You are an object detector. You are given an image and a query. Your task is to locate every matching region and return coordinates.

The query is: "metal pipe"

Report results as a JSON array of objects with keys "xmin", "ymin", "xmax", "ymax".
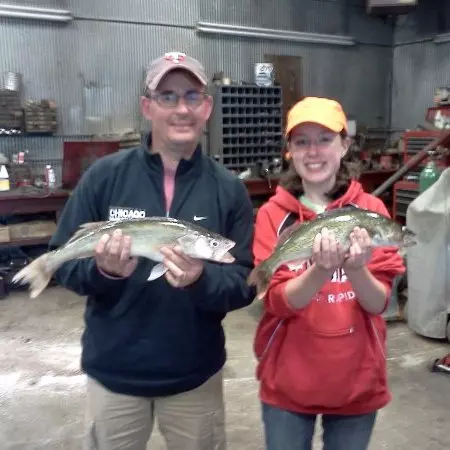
[
  {"xmin": 434, "ymin": 32, "xmax": 450, "ymax": 44},
  {"xmin": 371, "ymin": 131, "xmax": 450, "ymax": 197},
  {"xmin": 0, "ymin": 3, "xmax": 72, "ymax": 22},
  {"xmin": 197, "ymin": 25, "xmax": 354, "ymax": 46},
  {"xmin": 0, "ymin": 3, "xmax": 72, "ymax": 16},
  {"xmin": 197, "ymin": 22, "xmax": 354, "ymax": 45},
  {"xmin": 0, "ymin": 9, "xmax": 72, "ymax": 22},
  {"xmin": 196, "ymin": 21, "xmax": 355, "ymax": 46}
]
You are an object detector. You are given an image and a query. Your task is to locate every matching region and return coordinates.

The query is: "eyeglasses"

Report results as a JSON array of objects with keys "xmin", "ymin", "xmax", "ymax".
[{"xmin": 147, "ymin": 90, "xmax": 209, "ymax": 109}]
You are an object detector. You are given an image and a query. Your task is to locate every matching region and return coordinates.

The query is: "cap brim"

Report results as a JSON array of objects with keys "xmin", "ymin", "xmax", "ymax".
[
  {"xmin": 286, "ymin": 118, "xmax": 345, "ymax": 136},
  {"xmin": 148, "ymin": 64, "xmax": 207, "ymax": 90}
]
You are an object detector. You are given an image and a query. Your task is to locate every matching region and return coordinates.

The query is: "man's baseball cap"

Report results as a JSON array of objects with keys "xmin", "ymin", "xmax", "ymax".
[
  {"xmin": 285, "ymin": 96, "xmax": 348, "ymax": 137},
  {"xmin": 144, "ymin": 51, "xmax": 208, "ymax": 91}
]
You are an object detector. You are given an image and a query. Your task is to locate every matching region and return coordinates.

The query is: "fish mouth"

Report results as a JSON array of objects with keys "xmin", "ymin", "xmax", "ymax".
[
  {"xmin": 219, "ymin": 251, "xmax": 235, "ymax": 263},
  {"xmin": 215, "ymin": 241, "xmax": 236, "ymax": 263},
  {"xmin": 401, "ymin": 226, "xmax": 417, "ymax": 247}
]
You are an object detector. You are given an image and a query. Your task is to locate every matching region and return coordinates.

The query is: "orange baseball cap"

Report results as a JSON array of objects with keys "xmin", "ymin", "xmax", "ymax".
[{"xmin": 285, "ymin": 96, "xmax": 348, "ymax": 137}]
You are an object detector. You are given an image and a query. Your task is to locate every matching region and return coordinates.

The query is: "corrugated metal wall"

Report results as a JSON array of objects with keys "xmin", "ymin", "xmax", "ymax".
[
  {"xmin": 392, "ymin": 42, "xmax": 450, "ymax": 130},
  {"xmin": 391, "ymin": 0, "xmax": 450, "ymax": 130},
  {"xmin": 0, "ymin": 0, "xmax": 394, "ymax": 179}
]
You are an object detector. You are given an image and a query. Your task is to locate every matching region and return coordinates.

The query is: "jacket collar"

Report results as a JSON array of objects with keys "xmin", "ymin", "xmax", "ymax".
[{"xmin": 138, "ymin": 133, "xmax": 204, "ymax": 177}]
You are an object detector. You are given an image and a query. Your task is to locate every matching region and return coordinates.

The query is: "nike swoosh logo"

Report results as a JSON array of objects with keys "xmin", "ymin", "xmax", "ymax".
[{"xmin": 193, "ymin": 216, "xmax": 207, "ymax": 221}]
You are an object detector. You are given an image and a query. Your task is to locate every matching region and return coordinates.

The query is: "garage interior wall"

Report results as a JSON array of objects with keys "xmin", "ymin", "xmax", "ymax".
[
  {"xmin": 1, "ymin": 0, "xmax": 435, "ymax": 171},
  {"xmin": 391, "ymin": 0, "xmax": 450, "ymax": 130}
]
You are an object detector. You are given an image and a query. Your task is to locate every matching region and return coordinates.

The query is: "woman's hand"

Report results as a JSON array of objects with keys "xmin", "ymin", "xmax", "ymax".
[
  {"xmin": 343, "ymin": 227, "xmax": 373, "ymax": 271},
  {"xmin": 312, "ymin": 227, "xmax": 346, "ymax": 272},
  {"xmin": 285, "ymin": 227, "xmax": 345, "ymax": 309}
]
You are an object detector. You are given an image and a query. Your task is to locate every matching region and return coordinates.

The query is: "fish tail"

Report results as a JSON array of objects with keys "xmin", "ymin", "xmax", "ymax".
[
  {"xmin": 12, "ymin": 252, "xmax": 55, "ymax": 299},
  {"xmin": 247, "ymin": 260, "xmax": 273, "ymax": 300}
]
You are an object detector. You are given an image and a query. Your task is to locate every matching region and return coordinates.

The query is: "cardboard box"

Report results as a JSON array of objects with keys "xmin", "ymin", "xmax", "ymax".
[
  {"xmin": 0, "ymin": 226, "xmax": 10, "ymax": 243},
  {"xmin": 9, "ymin": 221, "xmax": 56, "ymax": 241}
]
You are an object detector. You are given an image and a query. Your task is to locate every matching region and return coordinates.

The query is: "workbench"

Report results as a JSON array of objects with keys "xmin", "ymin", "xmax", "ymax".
[
  {"xmin": 0, "ymin": 188, "xmax": 70, "ymax": 247},
  {"xmin": 0, "ymin": 169, "xmax": 396, "ymax": 249}
]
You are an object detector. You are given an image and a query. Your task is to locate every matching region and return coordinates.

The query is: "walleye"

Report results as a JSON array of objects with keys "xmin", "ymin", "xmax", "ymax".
[
  {"xmin": 248, "ymin": 205, "xmax": 416, "ymax": 299},
  {"xmin": 12, "ymin": 216, "xmax": 236, "ymax": 299}
]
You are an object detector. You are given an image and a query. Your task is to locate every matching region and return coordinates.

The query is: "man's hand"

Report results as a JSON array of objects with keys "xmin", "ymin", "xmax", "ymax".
[
  {"xmin": 160, "ymin": 245, "xmax": 204, "ymax": 288},
  {"xmin": 95, "ymin": 229, "xmax": 138, "ymax": 278},
  {"xmin": 343, "ymin": 227, "xmax": 373, "ymax": 272}
]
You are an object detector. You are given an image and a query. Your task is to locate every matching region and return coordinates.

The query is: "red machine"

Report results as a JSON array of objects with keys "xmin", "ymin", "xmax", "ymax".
[
  {"xmin": 401, "ymin": 130, "xmax": 450, "ymax": 169},
  {"xmin": 392, "ymin": 129, "xmax": 450, "ymax": 223},
  {"xmin": 62, "ymin": 140, "xmax": 120, "ymax": 189},
  {"xmin": 392, "ymin": 180, "xmax": 419, "ymax": 224}
]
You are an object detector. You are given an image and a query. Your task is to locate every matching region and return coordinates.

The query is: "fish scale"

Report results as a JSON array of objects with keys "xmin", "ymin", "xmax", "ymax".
[
  {"xmin": 12, "ymin": 216, "xmax": 236, "ymax": 299},
  {"xmin": 247, "ymin": 205, "xmax": 417, "ymax": 299}
]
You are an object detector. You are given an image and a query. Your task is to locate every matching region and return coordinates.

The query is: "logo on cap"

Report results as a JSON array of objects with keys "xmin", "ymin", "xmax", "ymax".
[{"xmin": 164, "ymin": 51, "xmax": 186, "ymax": 65}]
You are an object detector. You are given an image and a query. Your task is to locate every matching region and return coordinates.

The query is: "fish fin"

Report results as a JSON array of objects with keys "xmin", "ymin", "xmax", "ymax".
[
  {"xmin": 247, "ymin": 260, "xmax": 272, "ymax": 300},
  {"xmin": 313, "ymin": 204, "xmax": 360, "ymax": 221},
  {"xmin": 398, "ymin": 246, "xmax": 409, "ymax": 259},
  {"xmin": 74, "ymin": 251, "xmax": 95, "ymax": 260},
  {"xmin": 11, "ymin": 252, "xmax": 55, "ymax": 299},
  {"xmin": 66, "ymin": 221, "xmax": 107, "ymax": 245},
  {"xmin": 277, "ymin": 221, "xmax": 305, "ymax": 246},
  {"xmin": 79, "ymin": 221, "xmax": 107, "ymax": 230},
  {"xmin": 343, "ymin": 203, "xmax": 360, "ymax": 209},
  {"xmin": 147, "ymin": 263, "xmax": 168, "ymax": 281},
  {"xmin": 285, "ymin": 258, "xmax": 310, "ymax": 270}
]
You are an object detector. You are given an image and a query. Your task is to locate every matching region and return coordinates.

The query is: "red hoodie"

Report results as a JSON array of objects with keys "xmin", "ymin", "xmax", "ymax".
[{"xmin": 252, "ymin": 180, "xmax": 405, "ymax": 416}]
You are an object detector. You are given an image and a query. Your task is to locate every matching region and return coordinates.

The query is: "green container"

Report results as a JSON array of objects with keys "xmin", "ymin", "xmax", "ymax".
[{"xmin": 419, "ymin": 159, "xmax": 441, "ymax": 194}]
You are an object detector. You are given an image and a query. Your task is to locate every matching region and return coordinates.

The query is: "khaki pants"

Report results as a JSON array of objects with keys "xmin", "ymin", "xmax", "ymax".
[{"xmin": 84, "ymin": 370, "xmax": 226, "ymax": 450}]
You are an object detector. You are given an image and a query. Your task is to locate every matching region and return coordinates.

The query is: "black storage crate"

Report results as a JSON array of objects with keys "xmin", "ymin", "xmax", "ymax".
[{"xmin": 208, "ymin": 84, "xmax": 283, "ymax": 172}]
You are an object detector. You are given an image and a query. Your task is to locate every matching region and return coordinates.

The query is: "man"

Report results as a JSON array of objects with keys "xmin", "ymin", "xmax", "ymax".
[{"xmin": 49, "ymin": 51, "xmax": 255, "ymax": 450}]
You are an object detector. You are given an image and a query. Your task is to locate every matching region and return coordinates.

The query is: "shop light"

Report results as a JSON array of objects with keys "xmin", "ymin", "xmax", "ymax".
[
  {"xmin": 434, "ymin": 33, "xmax": 450, "ymax": 44},
  {"xmin": 196, "ymin": 21, "xmax": 355, "ymax": 47}
]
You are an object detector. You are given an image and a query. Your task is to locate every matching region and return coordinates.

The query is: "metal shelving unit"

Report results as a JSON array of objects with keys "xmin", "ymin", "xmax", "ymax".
[{"xmin": 208, "ymin": 84, "xmax": 283, "ymax": 172}]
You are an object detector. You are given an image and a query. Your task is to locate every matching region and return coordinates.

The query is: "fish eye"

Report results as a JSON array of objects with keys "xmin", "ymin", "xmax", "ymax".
[{"xmin": 211, "ymin": 239, "xmax": 219, "ymax": 247}]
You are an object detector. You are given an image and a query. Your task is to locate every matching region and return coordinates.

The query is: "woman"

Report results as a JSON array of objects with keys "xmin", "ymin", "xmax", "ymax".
[{"xmin": 252, "ymin": 96, "xmax": 405, "ymax": 450}]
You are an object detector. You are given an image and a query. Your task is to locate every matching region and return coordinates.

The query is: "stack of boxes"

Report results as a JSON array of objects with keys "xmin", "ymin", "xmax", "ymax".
[
  {"xmin": 24, "ymin": 100, "xmax": 58, "ymax": 134},
  {"xmin": 0, "ymin": 89, "xmax": 23, "ymax": 134}
]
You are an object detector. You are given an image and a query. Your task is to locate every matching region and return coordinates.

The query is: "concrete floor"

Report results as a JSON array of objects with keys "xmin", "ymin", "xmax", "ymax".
[{"xmin": 0, "ymin": 287, "xmax": 449, "ymax": 450}]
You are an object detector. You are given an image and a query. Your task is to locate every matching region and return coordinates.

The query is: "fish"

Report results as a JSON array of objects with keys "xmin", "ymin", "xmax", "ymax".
[
  {"xmin": 12, "ymin": 216, "xmax": 236, "ymax": 299},
  {"xmin": 247, "ymin": 205, "xmax": 417, "ymax": 300}
]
